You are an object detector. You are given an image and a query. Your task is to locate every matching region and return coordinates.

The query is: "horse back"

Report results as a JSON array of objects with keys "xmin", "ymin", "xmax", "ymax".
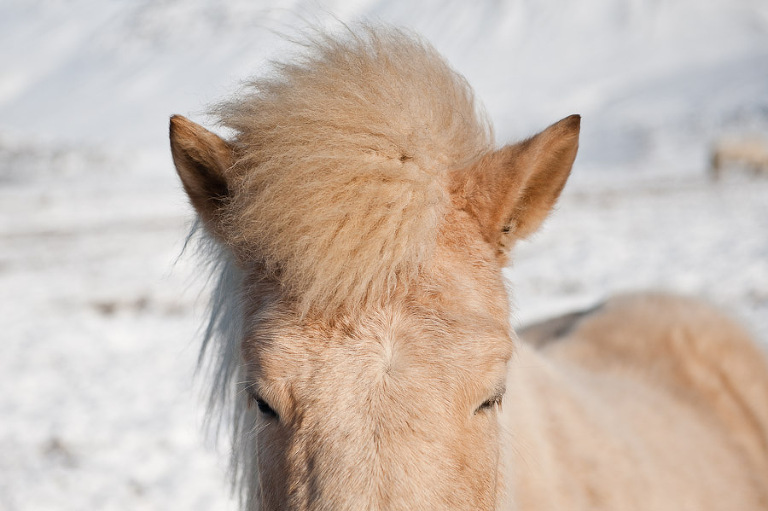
[{"xmin": 520, "ymin": 292, "xmax": 768, "ymax": 487}]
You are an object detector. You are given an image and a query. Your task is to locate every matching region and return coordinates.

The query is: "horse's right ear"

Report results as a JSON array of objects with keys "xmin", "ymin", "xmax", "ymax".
[
  {"xmin": 451, "ymin": 115, "xmax": 580, "ymax": 264},
  {"xmin": 169, "ymin": 115, "xmax": 233, "ymax": 236}
]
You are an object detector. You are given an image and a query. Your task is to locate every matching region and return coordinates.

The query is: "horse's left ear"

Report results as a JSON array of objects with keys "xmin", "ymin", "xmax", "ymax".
[
  {"xmin": 452, "ymin": 114, "xmax": 580, "ymax": 263},
  {"xmin": 169, "ymin": 115, "xmax": 234, "ymax": 238}
]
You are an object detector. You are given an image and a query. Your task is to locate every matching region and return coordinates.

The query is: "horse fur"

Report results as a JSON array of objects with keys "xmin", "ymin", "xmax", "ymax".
[{"xmin": 170, "ymin": 24, "xmax": 768, "ymax": 511}]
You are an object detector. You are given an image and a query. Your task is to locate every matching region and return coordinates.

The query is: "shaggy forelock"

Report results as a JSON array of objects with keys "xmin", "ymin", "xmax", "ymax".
[{"xmin": 214, "ymin": 25, "xmax": 493, "ymax": 315}]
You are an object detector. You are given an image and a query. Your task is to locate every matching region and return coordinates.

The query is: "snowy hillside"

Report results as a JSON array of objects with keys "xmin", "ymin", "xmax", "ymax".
[
  {"xmin": 2, "ymin": 0, "xmax": 768, "ymax": 167},
  {"xmin": 2, "ymin": 1, "xmax": 768, "ymax": 510}
]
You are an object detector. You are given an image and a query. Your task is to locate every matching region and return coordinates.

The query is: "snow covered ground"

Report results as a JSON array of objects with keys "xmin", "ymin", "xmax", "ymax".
[{"xmin": 2, "ymin": 1, "xmax": 767, "ymax": 510}]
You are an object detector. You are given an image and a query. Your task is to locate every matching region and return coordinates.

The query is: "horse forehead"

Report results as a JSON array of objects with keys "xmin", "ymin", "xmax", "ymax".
[{"xmin": 246, "ymin": 304, "xmax": 513, "ymax": 383}]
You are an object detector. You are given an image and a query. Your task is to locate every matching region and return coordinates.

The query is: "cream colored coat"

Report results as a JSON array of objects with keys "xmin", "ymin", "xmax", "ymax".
[
  {"xmin": 169, "ymin": 25, "xmax": 768, "ymax": 511},
  {"xmin": 510, "ymin": 293, "xmax": 768, "ymax": 510}
]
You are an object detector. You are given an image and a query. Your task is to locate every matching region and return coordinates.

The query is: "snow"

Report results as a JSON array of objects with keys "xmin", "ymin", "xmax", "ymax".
[{"xmin": 2, "ymin": 1, "xmax": 767, "ymax": 509}]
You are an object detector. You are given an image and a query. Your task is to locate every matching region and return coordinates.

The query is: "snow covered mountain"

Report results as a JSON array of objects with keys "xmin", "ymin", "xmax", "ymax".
[{"xmin": 2, "ymin": 0, "xmax": 768, "ymax": 171}]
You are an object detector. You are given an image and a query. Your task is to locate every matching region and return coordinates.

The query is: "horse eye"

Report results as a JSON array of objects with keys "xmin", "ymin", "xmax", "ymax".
[
  {"xmin": 255, "ymin": 397, "xmax": 279, "ymax": 420},
  {"xmin": 476, "ymin": 395, "xmax": 503, "ymax": 414}
]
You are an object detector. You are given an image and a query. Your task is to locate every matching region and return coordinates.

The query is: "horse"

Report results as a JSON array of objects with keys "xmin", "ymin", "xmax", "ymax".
[
  {"xmin": 169, "ymin": 26, "xmax": 768, "ymax": 510},
  {"xmin": 710, "ymin": 137, "xmax": 768, "ymax": 180}
]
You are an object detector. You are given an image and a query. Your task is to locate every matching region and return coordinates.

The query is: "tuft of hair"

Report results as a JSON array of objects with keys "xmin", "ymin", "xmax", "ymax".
[
  {"xmin": 213, "ymin": 24, "xmax": 493, "ymax": 315},
  {"xmin": 184, "ymin": 223, "xmax": 256, "ymax": 507}
]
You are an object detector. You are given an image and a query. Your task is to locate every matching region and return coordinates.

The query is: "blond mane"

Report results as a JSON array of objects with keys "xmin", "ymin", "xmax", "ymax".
[{"xmin": 214, "ymin": 26, "xmax": 493, "ymax": 314}]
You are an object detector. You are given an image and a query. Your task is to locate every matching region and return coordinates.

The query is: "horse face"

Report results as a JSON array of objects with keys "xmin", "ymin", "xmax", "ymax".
[
  {"xmin": 239, "ymin": 215, "xmax": 514, "ymax": 510},
  {"xmin": 170, "ymin": 83, "xmax": 578, "ymax": 510}
]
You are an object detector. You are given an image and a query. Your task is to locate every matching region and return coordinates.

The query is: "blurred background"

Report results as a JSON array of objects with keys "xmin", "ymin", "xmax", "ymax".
[{"xmin": 2, "ymin": 1, "xmax": 767, "ymax": 509}]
